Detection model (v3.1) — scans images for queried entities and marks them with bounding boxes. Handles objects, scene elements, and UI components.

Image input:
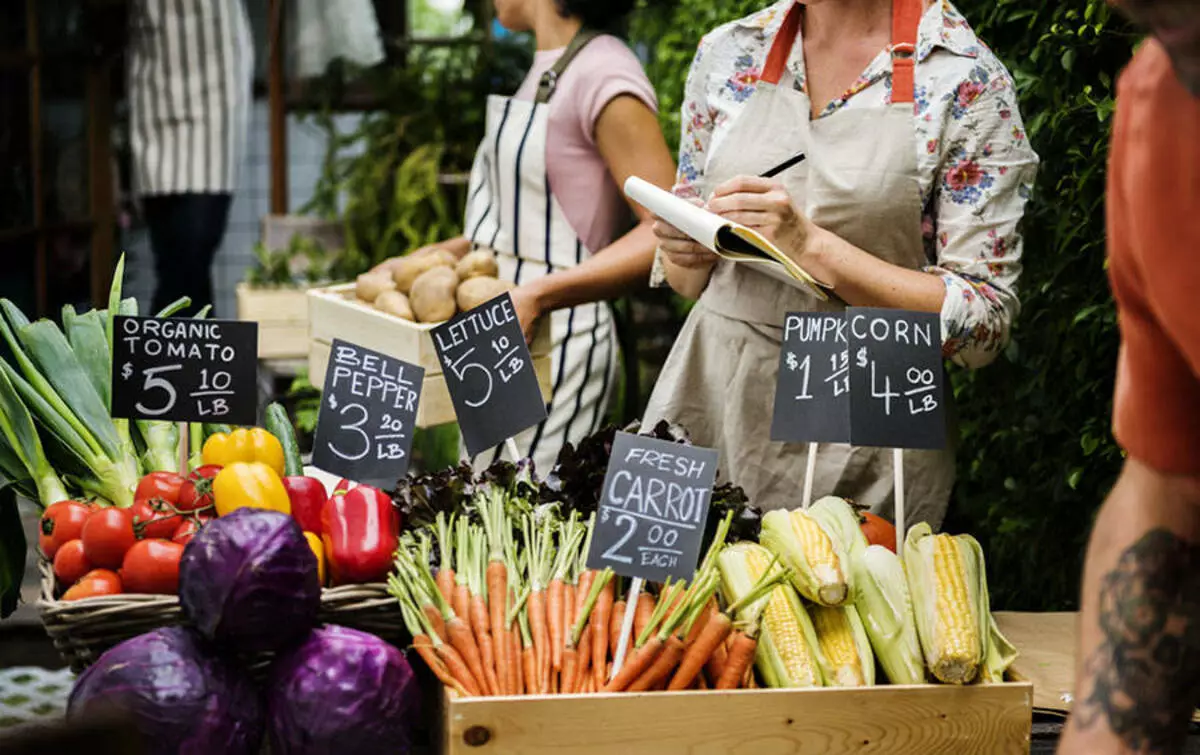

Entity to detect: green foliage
[246,235,352,289]
[630,0,1139,610]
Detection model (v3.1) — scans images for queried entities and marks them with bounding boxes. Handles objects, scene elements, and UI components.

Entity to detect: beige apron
[644,0,956,528]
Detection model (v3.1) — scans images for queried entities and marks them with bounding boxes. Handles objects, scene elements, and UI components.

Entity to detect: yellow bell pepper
[213,462,291,517]
[202,428,286,477]
[304,532,326,586]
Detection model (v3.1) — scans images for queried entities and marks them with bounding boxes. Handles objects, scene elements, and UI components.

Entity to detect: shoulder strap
[535,29,605,104]
[889,0,924,104]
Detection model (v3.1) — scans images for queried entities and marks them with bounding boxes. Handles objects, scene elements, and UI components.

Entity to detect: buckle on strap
[890,42,916,60]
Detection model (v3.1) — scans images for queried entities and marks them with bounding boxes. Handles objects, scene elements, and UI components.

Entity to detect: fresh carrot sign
[586,432,717,583]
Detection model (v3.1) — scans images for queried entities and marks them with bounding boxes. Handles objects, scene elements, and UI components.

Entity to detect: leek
[0,360,68,506]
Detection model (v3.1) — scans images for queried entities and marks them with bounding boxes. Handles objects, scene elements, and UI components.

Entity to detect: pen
[760,152,807,178]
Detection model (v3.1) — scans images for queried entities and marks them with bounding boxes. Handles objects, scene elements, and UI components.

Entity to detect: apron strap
[761,0,924,102]
[889,0,924,104]
[761,2,803,86]
[535,29,604,104]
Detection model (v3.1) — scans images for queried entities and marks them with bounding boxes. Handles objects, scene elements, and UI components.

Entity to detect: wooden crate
[236,283,310,360]
[307,284,553,428]
[442,682,1034,755]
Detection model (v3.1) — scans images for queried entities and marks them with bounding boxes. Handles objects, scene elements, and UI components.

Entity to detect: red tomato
[52,539,93,586]
[81,508,136,568]
[38,500,92,559]
[178,464,221,512]
[130,497,181,540]
[171,513,213,546]
[122,539,184,594]
[62,569,122,601]
[134,471,186,508]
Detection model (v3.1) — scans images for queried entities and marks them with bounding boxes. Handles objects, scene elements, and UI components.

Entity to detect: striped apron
[462,89,619,476]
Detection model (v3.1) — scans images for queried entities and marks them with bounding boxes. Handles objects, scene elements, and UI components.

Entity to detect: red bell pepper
[283,476,328,534]
[321,484,400,585]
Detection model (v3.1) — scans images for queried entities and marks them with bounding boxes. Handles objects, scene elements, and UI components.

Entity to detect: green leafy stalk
[0,361,67,506]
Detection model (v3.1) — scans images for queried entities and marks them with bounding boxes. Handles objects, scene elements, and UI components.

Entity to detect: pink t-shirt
[514,35,658,254]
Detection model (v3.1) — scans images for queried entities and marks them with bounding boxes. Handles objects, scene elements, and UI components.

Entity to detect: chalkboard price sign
[312,339,424,486]
[111,316,258,425]
[586,432,718,583]
[847,307,946,450]
[771,312,852,444]
[431,292,547,457]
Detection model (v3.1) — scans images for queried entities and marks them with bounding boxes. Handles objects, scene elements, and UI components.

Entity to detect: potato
[356,272,395,302]
[455,250,499,281]
[391,251,456,294]
[410,266,460,323]
[456,276,514,313]
[374,291,414,321]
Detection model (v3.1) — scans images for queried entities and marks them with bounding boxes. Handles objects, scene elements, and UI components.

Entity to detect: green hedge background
[628,1,1140,611]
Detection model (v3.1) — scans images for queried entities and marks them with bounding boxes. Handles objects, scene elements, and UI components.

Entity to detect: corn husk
[760,508,853,606]
[853,544,925,684]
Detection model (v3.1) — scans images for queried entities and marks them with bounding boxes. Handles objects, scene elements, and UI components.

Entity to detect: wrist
[801,223,838,288]
[522,277,553,316]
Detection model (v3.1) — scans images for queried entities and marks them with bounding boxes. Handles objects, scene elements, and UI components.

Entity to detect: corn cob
[852,544,925,684]
[717,542,824,688]
[760,508,851,606]
[808,496,869,564]
[809,604,874,687]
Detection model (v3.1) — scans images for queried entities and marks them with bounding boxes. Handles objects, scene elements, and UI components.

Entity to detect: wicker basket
[38,561,407,673]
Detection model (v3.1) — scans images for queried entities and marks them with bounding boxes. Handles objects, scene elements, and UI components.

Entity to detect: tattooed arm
[1059,461,1200,754]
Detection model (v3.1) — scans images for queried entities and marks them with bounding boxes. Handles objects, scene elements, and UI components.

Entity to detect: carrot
[603,636,663,692]
[436,569,455,607]
[522,643,537,697]
[486,561,508,683]
[571,624,593,693]
[633,591,655,640]
[469,594,500,695]
[528,589,549,692]
[423,603,447,643]
[705,641,728,685]
[453,583,471,629]
[563,582,577,646]
[629,635,685,692]
[686,598,717,647]
[695,673,708,690]
[716,631,757,690]
[668,612,733,691]
[609,599,626,657]
[561,646,579,695]
[575,571,595,622]
[413,635,467,696]
[583,673,595,694]
[547,577,566,671]
[591,579,614,690]
[436,641,483,697]
[446,617,489,696]
[510,626,521,695]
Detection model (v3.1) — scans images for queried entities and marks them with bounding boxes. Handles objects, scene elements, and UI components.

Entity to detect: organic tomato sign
[431,292,547,457]
[312,339,423,486]
[111,316,258,425]
[771,312,851,444]
[586,432,717,583]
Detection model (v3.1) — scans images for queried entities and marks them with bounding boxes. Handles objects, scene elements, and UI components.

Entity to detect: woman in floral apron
[645,0,1038,528]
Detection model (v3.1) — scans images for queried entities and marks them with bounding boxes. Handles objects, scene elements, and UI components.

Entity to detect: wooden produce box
[236,283,310,360]
[308,284,553,428]
[441,681,1034,755]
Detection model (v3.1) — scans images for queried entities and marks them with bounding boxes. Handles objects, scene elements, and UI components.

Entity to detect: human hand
[653,197,718,269]
[707,176,816,262]
[507,284,545,345]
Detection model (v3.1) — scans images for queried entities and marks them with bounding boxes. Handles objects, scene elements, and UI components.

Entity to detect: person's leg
[144,193,232,315]
[1058,459,1200,754]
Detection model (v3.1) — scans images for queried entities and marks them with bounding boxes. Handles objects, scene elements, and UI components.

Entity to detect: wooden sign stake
[177,421,189,475]
[505,437,521,462]
[610,577,643,679]
[893,448,905,561]
[801,441,818,509]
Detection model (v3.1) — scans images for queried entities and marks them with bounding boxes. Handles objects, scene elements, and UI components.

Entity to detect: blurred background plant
[628,0,1137,611]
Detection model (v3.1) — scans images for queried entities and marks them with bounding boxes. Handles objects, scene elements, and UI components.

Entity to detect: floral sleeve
[650,35,717,288]
[924,67,1038,369]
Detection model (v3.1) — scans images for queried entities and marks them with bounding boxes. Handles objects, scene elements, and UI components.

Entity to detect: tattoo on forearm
[1076,529,1200,752]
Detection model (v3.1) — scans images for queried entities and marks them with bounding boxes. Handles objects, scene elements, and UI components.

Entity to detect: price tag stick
[801,441,818,509]
[505,437,521,462]
[609,577,644,680]
[893,448,906,561]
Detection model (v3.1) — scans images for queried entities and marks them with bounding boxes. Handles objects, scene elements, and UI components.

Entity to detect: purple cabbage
[67,627,263,755]
[267,625,420,754]
[179,508,320,654]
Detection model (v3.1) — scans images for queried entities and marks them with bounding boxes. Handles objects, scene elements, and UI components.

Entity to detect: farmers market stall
[0,256,1070,754]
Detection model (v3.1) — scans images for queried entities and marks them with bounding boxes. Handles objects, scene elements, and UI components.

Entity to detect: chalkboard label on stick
[431,292,547,457]
[111,316,258,425]
[847,307,946,450]
[771,312,851,444]
[312,339,424,486]
[586,432,718,583]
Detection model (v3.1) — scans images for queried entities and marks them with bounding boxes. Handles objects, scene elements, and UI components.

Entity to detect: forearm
[1060,460,1200,754]
[805,227,946,313]
[523,222,658,313]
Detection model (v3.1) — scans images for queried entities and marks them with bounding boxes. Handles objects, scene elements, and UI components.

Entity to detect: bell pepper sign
[321,484,400,585]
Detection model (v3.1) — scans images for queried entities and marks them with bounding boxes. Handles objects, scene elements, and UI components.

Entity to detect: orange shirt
[1109,39,1200,474]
